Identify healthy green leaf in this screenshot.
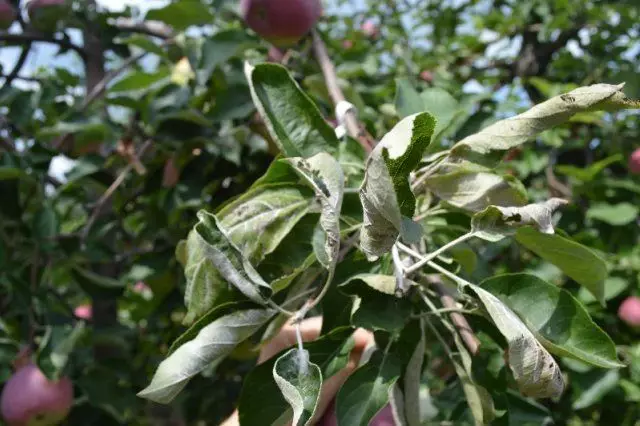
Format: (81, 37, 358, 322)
(336, 350, 402, 426)
(144, 0, 213, 30)
(403, 321, 426, 426)
(572, 369, 620, 410)
(359, 112, 436, 259)
(283, 153, 345, 269)
(515, 227, 607, 304)
(586, 202, 639, 226)
(556, 154, 622, 182)
(465, 284, 565, 399)
(273, 349, 323, 426)
(244, 62, 339, 157)
(481, 274, 623, 368)
(394, 78, 424, 118)
(471, 198, 568, 241)
(424, 170, 527, 212)
(451, 83, 640, 156)
(138, 308, 273, 404)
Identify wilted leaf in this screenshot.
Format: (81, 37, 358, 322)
(138, 308, 273, 404)
(182, 211, 272, 323)
(283, 153, 345, 269)
(245, 62, 339, 157)
(481, 274, 623, 368)
(339, 274, 398, 296)
(465, 284, 565, 399)
(336, 350, 402, 426)
(359, 112, 436, 259)
(515, 227, 607, 304)
(451, 83, 640, 156)
(471, 198, 568, 241)
(273, 349, 323, 426)
(424, 169, 527, 212)
(217, 184, 313, 264)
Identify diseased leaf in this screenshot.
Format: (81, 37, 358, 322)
(217, 184, 313, 264)
(138, 308, 274, 404)
(273, 349, 323, 426)
(481, 274, 623, 368)
(424, 170, 527, 212)
(245, 62, 339, 157)
(465, 284, 565, 399)
(336, 351, 402, 426)
(283, 153, 345, 269)
(451, 83, 640, 156)
(359, 112, 436, 259)
(339, 274, 398, 296)
(238, 327, 355, 426)
(182, 211, 273, 323)
(472, 198, 569, 241)
(515, 227, 607, 305)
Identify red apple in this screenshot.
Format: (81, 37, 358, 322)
(361, 20, 379, 38)
(73, 303, 92, 320)
(240, 0, 322, 47)
(0, 0, 16, 30)
(1, 363, 73, 426)
(629, 148, 640, 175)
(342, 40, 353, 49)
(618, 296, 640, 328)
(27, 0, 69, 33)
(419, 70, 434, 83)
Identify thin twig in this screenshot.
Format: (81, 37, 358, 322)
(0, 31, 87, 59)
(311, 30, 373, 153)
(3, 43, 31, 88)
(109, 18, 174, 39)
(81, 139, 153, 242)
(403, 232, 475, 276)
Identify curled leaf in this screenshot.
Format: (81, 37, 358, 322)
(452, 83, 640, 156)
(359, 112, 436, 260)
(472, 198, 568, 241)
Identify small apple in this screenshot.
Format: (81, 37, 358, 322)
(618, 296, 640, 329)
(27, 0, 69, 33)
(628, 147, 640, 174)
(240, 0, 322, 47)
(73, 303, 92, 320)
(0, 363, 73, 426)
(342, 40, 354, 49)
(361, 20, 379, 38)
(419, 70, 434, 83)
(0, 0, 16, 30)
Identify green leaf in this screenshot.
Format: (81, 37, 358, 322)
(200, 30, 255, 82)
(0, 167, 26, 180)
(336, 350, 402, 426)
(273, 349, 323, 426)
(359, 112, 436, 259)
(217, 184, 313, 264)
(578, 277, 628, 304)
(465, 284, 565, 399)
(238, 327, 354, 426)
(471, 198, 568, 241)
(451, 83, 640, 157)
(425, 170, 528, 212)
(586, 202, 639, 226)
(403, 321, 426, 426)
(515, 227, 607, 305)
(38, 121, 110, 145)
(32, 204, 59, 251)
(572, 369, 620, 410)
(283, 153, 345, 269)
(138, 308, 273, 404)
(244, 62, 339, 157)
(481, 274, 623, 368)
(144, 0, 213, 30)
(394, 78, 424, 118)
(182, 211, 272, 323)
(109, 68, 171, 93)
(556, 154, 622, 182)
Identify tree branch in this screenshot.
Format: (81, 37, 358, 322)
(0, 31, 87, 59)
(109, 17, 174, 40)
(311, 30, 374, 153)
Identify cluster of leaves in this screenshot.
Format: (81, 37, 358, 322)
(1, 1, 639, 425)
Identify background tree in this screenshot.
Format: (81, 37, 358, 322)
(0, 0, 638, 425)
